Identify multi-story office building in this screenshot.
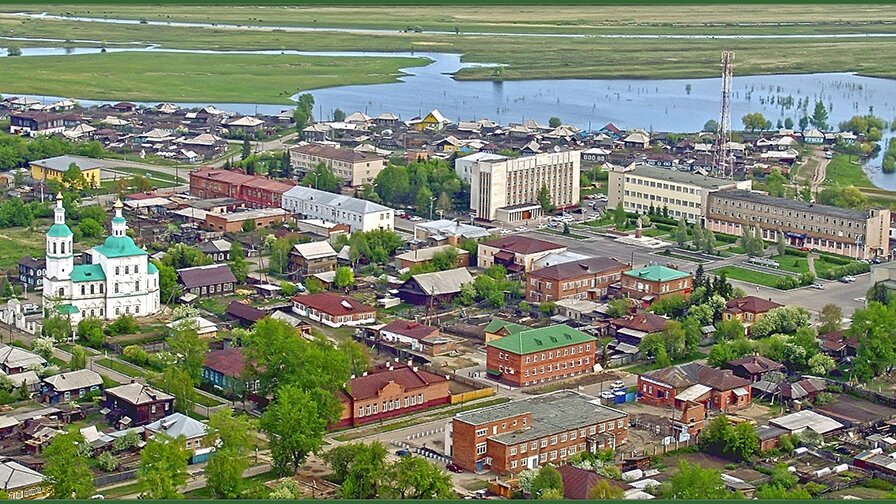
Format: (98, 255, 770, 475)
(281, 186, 394, 233)
(469, 150, 581, 222)
(448, 390, 628, 474)
(706, 189, 890, 260)
(607, 164, 751, 223)
(526, 256, 630, 303)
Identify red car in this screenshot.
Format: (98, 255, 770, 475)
(446, 463, 464, 473)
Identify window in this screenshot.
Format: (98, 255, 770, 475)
(550, 451, 557, 461)
(540, 439, 548, 448)
(125, 266, 129, 274)
(550, 435, 558, 445)
(510, 460, 518, 469)
(114, 283, 119, 294)
(135, 280, 140, 291)
(135, 265, 139, 274)
(510, 447, 517, 456)
(115, 267, 120, 275)
(476, 443, 487, 455)
(617, 419, 624, 428)
(476, 428, 487, 437)
(539, 453, 547, 463)
(531, 441, 537, 450)
(560, 434, 567, 442)
(520, 444, 527, 453)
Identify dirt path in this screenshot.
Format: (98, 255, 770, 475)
(810, 152, 830, 197)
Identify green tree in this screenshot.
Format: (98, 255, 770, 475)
(157, 366, 196, 414)
(167, 323, 208, 384)
(302, 162, 340, 192)
(535, 185, 554, 213)
(703, 119, 719, 133)
(818, 303, 842, 334)
(262, 384, 331, 476)
(228, 241, 249, 283)
(614, 202, 627, 230)
(660, 461, 731, 499)
(77, 317, 105, 348)
(241, 219, 256, 233)
(548, 117, 562, 128)
(42, 314, 72, 342)
(293, 94, 315, 132)
(69, 345, 87, 370)
(78, 217, 103, 239)
(756, 485, 812, 499)
(589, 479, 624, 499)
(436, 191, 452, 216)
(808, 353, 836, 375)
(384, 456, 454, 499)
(750, 306, 810, 339)
(204, 409, 257, 498)
(784, 117, 794, 129)
(810, 100, 829, 130)
(606, 298, 631, 318)
(850, 301, 896, 380)
(334, 266, 355, 290)
(138, 433, 189, 499)
(530, 465, 563, 498)
(241, 138, 252, 160)
(267, 235, 299, 275)
(338, 339, 370, 376)
(44, 429, 95, 498)
(329, 442, 387, 498)
(776, 231, 787, 256)
(333, 108, 346, 122)
(715, 318, 745, 341)
(742, 112, 769, 132)
(162, 244, 211, 270)
(765, 168, 786, 197)
(867, 282, 894, 305)
(154, 261, 181, 304)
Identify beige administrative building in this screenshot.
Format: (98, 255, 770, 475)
(608, 163, 752, 223)
(469, 150, 581, 222)
(706, 189, 890, 260)
(289, 143, 385, 187)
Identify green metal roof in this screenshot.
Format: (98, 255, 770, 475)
(71, 263, 106, 283)
(623, 264, 690, 283)
(47, 223, 73, 238)
(93, 235, 147, 258)
(112, 216, 126, 225)
(147, 262, 159, 274)
(488, 324, 596, 355)
(56, 304, 79, 315)
(484, 318, 528, 336)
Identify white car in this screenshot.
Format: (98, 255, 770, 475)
(515, 226, 528, 232)
(600, 391, 616, 400)
(610, 380, 626, 390)
(409, 216, 423, 222)
(809, 283, 825, 290)
(499, 228, 513, 235)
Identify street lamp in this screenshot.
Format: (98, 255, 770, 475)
(429, 196, 436, 220)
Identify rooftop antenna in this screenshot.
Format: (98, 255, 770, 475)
(714, 51, 735, 178)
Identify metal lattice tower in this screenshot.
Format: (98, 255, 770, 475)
(714, 51, 735, 177)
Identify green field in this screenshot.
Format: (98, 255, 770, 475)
(0, 226, 46, 269)
(770, 254, 810, 274)
(1, 5, 896, 102)
(825, 154, 874, 188)
(0, 51, 429, 104)
(711, 266, 786, 289)
(107, 166, 184, 184)
(95, 358, 147, 378)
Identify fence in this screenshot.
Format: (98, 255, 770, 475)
(821, 378, 896, 409)
(94, 469, 138, 488)
(451, 388, 494, 404)
(407, 426, 445, 441)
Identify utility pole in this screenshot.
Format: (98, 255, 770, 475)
(429, 196, 436, 220)
(714, 51, 735, 178)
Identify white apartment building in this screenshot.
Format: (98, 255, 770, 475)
(454, 152, 509, 184)
(607, 163, 752, 223)
(281, 186, 394, 233)
(469, 150, 581, 222)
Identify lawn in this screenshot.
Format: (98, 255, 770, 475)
(769, 254, 810, 274)
(192, 392, 227, 408)
(824, 154, 874, 188)
(0, 226, 46, 269)
(710, 266, 785, 289)
(0, 51, 430, 104)
(95, 358, 147, 378)
(107, 166, 184, 185)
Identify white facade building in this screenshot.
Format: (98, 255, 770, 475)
(468, 150, 581, 222)
(42, 196, 161, 324)
(607, 163, 753, 223)
(281, 186, 393, 233)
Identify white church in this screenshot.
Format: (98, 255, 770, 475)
(43, 194, 161, 323)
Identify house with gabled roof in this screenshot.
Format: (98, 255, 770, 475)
(478, 236, 567, 273)
(291, 293, 376, 328)
(638, 362, 752, 413)
(397, 267, 474, 306)
(104, 383, 174, 427)
(723, 296, 783, 333)
(486, 324, 597, 387)
(483, 319, 529, 343)
(334, 362, 450, 428)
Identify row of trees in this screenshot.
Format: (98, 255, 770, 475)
(370, 159, 468, 216)
(740, 101, 830, 133)
(322, 442, 453, 499)
(0, 134, 105, 172)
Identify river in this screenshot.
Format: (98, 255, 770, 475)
(2, 44, 895, 188)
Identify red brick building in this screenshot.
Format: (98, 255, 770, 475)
(335, 363, 450, 428)
(189, 168, 295, 208)
(621, 264, 693, 303)
(526, 257, 630, 303)
(638, 362, 752, 413)
(486, 324, 597, 387)
(449, 390, 628, 474)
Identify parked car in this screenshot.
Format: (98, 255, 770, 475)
(600, 391, 616, 400)
(824, 151, 833, 159)
(409, 216, 423, 222)
(840, 275, 856, 283)
(395, 449, 412, 457)
(610, 380, 626, 390)
(809, 283, 825, 290)
(446, 463, 464, 473)
(21, 303, 40, 314)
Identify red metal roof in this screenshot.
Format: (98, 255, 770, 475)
(343, 364, 447, 401)
(483, 235, 565, 255)
(292, 293, 375, 317)
(204, 347, 247, 378)
(725, 296, 783, 315)
(380, 319, 439, 340)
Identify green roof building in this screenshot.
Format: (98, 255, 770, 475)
(484, 318, 528, 343)
(487, 324, 597, 386)
(621, 264, 693, 301)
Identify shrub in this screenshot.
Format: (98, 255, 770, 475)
(784, 248, 809, 258)
(95, 451, 119, 472)
(105, 314, 138, 336)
